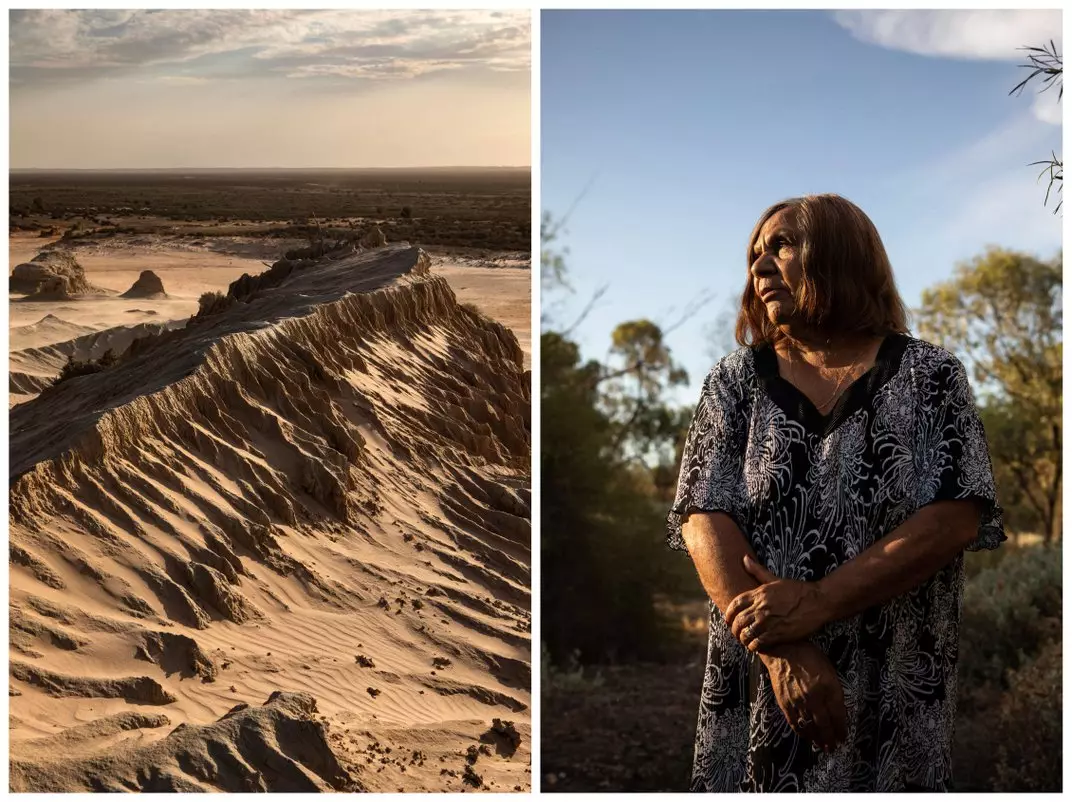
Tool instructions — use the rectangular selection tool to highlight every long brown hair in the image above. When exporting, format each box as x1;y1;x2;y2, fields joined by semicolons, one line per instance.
735;194;909;347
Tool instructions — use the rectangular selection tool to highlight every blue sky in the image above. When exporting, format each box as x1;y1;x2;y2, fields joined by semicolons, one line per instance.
541;9;1063;403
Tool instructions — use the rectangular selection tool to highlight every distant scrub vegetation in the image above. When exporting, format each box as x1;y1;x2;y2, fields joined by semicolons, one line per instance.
10;171;531;251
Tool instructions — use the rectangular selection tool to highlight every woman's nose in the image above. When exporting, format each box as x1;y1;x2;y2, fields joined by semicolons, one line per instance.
751;254;776;277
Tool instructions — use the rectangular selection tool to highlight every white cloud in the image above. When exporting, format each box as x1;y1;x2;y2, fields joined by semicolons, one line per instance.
833;10;1061;61
1032;89;1063;125
888;111;1062;265
286;60;467;81
9;9;531;85
154;75;211;86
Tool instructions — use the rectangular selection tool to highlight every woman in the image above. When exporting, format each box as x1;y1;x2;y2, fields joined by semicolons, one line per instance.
667;194;1005;792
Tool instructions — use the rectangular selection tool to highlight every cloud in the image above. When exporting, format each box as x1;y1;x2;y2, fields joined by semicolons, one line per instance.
286;60;467;81
9;9;530;87
833;10;1061;61
891;112;1063;263
1032;89;1063;125
153;75;211;85
834;10;1063;126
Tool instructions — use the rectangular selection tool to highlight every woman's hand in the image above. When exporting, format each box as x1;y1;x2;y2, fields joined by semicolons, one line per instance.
725;556;828;651
761;642;847;752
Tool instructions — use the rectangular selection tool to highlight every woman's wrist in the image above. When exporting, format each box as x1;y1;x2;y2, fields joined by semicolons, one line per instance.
810;577;838;630
758;641;812;671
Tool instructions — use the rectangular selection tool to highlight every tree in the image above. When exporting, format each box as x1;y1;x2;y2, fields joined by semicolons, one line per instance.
1011;40;1062;213
916;247;1062;540
541;212;698;664
599;320;690;464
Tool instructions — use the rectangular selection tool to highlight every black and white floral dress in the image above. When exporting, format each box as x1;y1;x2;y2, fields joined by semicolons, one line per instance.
667;334;1005;792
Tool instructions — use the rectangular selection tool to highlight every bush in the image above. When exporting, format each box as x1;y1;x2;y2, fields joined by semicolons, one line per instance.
990;638;1062;791
197;291;232;317
51;349;118;387
541;642;603;696
958;542;1061;688
953;541;1061;791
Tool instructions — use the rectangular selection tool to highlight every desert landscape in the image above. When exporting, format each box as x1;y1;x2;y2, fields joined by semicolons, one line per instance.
8;170;532;792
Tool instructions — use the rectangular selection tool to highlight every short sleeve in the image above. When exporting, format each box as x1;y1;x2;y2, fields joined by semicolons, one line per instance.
915;353;1006;552
666;362;749;552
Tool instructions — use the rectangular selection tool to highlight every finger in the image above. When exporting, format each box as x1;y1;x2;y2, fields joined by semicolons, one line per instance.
783;702;807;739
742;614;769;651
724;592;751;627
743;555;779;584
747;629;768;652
730;610;754;643
750;621;790;651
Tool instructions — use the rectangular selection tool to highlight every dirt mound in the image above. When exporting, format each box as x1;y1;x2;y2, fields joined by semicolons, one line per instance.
9;250;109;299
10;314;96;349
10;244;530;792
10;692;358;792
120;270;168;299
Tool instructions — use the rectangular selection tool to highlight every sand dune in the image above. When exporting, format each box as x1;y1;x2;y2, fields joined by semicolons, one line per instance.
10;318;188;406
10;314;97;350
9;244;531;792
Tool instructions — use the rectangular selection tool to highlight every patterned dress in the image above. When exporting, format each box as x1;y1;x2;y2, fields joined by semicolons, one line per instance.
667;334;1005;792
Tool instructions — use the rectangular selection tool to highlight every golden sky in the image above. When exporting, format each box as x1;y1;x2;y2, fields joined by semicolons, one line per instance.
10;9;530;168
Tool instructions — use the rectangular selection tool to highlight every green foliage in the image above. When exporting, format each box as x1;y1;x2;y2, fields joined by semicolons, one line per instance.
954;542;1061;791
958;542;1061;689
541;329;677;663
916;247;1062;539
1010;40;1062;213
541;211;569;291
989;638;1062;791
541;216;694;665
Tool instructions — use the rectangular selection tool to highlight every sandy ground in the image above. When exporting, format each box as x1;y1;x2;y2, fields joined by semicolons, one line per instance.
431;260;531;370
9;234;531;404
8;240;532;792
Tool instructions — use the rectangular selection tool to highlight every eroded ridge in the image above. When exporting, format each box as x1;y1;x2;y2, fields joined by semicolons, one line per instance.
10;244;532;792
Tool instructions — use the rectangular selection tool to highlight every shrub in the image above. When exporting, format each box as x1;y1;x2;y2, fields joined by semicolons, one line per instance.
542;642;604;696
51;349;118;387
953;541;1061;791
990;638;1062;791
958;542;1061;689
197;291;231;317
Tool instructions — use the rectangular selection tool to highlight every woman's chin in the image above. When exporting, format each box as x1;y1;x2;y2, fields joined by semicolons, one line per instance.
765;300;795;325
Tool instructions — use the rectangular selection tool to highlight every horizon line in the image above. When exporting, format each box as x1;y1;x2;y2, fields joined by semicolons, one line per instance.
10;165;531;172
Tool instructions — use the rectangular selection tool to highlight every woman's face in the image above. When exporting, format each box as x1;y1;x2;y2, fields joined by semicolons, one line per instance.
751;207;803;326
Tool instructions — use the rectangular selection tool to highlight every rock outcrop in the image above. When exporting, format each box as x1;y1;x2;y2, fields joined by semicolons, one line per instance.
10;250;108;299
120;270;168;299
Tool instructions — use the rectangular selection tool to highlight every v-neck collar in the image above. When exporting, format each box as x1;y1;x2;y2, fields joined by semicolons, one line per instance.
752;333;910;438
